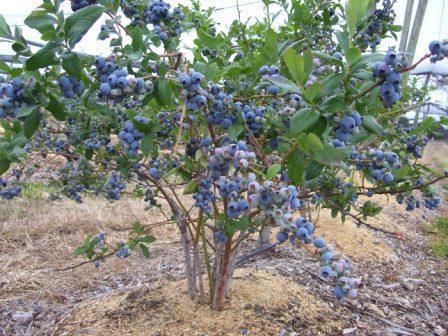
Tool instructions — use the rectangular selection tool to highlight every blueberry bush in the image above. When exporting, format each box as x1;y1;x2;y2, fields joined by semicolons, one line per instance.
0;0;447;310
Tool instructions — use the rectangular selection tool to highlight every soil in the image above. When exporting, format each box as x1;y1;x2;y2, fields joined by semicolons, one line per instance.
0;141;447;336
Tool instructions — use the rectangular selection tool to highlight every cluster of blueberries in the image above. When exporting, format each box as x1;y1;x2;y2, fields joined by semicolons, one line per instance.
0;77;28;119
83;132;103;150
144;0;185;41
206;84;235;130
279;94;303;117
277;220;359;299
57;160;95;203
115;241;132;258
350;148;399;185
58;76;85;99
118;117;147;157
333;111;363;145
92;231;106;267
235;103;267;137
259;65;280;95
94;57;153;103
0;177;21;200
428;39;448;62
53;138;70;153
179;71;208;111
373;50;401;106
401;132;429;159
193;177;215;215
121;1;139;26
148;156;179;180
103;172;126;200
396;193;441;211
356;0;396;51
70;0;96;11
207;141;257;180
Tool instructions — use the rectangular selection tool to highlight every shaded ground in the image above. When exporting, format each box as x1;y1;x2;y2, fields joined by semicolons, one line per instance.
0;141;447;336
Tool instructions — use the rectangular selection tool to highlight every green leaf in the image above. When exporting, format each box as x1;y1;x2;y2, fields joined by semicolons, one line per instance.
361;201;382;216
321;73;344;96
362;115;383;135
139;243;150;258
139;235;156;244
46;94;66;121
62;53;82;79
25;41;59;71
183;180;198;195
157;78;172;106
74;246;87;255
390;24;402;32
411;117;437;135
64;5;104;48
141;133;156;156
0;60;10;73
345;47;362;66
284;47;304;83
228;123;243;140
314;51;344;66
0;155;10;174
351;53;384;72
225;217;250;237
303;81;323;103
133;221;144;233
266;163;282;180
306;160;324;180
335;31;349;52
24;109;40;138
314;144;349;167
194;62;220;81
345;0;369;39
265;76;300;93
24;10;56;33
131;26;143;52
16;105;37;118
287;148;305;185
85;148;93;159
196;29;223;49
303;49;313;83
0;15;11;38
394;166;410;180
290;108;321;136
264;28;278;62
307;133;323;152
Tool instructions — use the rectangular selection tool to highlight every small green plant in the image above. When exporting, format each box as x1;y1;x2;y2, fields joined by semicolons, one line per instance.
441;182;448;201
21;181;53;200
425;216;448;258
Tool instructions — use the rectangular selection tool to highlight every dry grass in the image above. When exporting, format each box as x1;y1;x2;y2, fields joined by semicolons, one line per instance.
0;195;178;305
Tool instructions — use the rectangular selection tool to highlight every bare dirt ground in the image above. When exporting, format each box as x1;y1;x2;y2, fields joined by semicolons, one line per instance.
1;141;448;336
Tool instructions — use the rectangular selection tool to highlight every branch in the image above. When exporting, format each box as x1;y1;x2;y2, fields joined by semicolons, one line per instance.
234;92;289;102
56;251;116;271
346;213;400;236
235;242;278;267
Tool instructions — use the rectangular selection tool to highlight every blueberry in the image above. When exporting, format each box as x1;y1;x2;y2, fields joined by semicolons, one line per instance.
276;230;288;243
384;50;397;65
313;237;326;248
100;83;112;95
258;65;269;75
333;51;343;60
339;116;356;132
267;85;279;95
429;40;442;55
